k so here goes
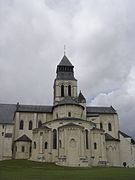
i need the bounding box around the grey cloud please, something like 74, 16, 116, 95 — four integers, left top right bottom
0, 0, 135, 138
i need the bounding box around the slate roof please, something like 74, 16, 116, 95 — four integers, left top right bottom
33, 124, 51, 131
119, 131, 131, 138
55, 96, 84, 109
56, 117, 83, 121
105, 133, 120, 141
15, 134, 32, 142
119, 131, 135, 144
0, 104, 16, 123
58, 122, 84, 129
86, 106, 117, 115
58, 55, 73, 67
131, 139, 135, 145
17, 105, 52, 113
77, 91, 86, 103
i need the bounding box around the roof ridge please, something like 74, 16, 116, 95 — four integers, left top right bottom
15, 134, 32, 142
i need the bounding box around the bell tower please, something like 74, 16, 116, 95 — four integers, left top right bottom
53, 55, 77, 105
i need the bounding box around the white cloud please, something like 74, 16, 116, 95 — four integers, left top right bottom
90, 66, 135, 137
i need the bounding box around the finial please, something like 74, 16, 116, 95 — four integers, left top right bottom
64, 45, 66, 55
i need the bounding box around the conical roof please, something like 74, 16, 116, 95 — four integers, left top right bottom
54, 96, 84, 109
58, 96, 79, 105
78, 91, 86, 103
58, 55, 73, 67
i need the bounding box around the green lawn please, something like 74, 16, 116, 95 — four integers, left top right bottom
0, 160, 135, 180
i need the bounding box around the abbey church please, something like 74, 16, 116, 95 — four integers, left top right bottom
0, 55, 135, 167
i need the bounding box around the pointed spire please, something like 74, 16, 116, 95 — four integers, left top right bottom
64, 45, 66, 56
56, 53, 76, 80
78, 91, 86, 103
58, 55, 73, 67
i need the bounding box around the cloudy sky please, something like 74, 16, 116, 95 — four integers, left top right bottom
0, 0, 135, 138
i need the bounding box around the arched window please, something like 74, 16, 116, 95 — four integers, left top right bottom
68, 85, 71, 96
38, 121, 42, 128
29, 120, 33, 130
19, 120, 24, 130
45, 142, 48, 149
34, 142, 36, 149
94, 142, 97, 150
100, 122, 103, 129
108, 123, 112, 131
53, 129, 57, 149
85, 130, 89, 149
61, 85, 64, 97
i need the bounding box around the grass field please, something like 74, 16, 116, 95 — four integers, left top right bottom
0, 160, 135, 180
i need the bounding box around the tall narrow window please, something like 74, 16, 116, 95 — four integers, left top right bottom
100, 122, 103, 129
53, 129, 57, 149
45, 142, 48, 149
38, 121, 42, 128
85, 130, 89, 149
108, 123, 112, 131
94, 142, 97, 150
68, 112, 71, 117
19, 120, 24, 130
34, 142, 36, 149
68, 85, 71, 96
22, 146, 25, 152
61, 85, 64, 97
29, 120, 33, 130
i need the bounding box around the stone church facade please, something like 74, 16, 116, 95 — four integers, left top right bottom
0, 55, 135, 167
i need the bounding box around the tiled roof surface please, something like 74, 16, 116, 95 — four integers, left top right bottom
86, 106, 117, 114
0, 104, 16, 123
119, 131, 131, 138
58, 55, 73, 67
15, 134, 32, 142
105, 133, 120, 141
57, 96, 79, 106
59, 122, 84, 129
77, 91, 86, 103
17, 105, 52, 113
